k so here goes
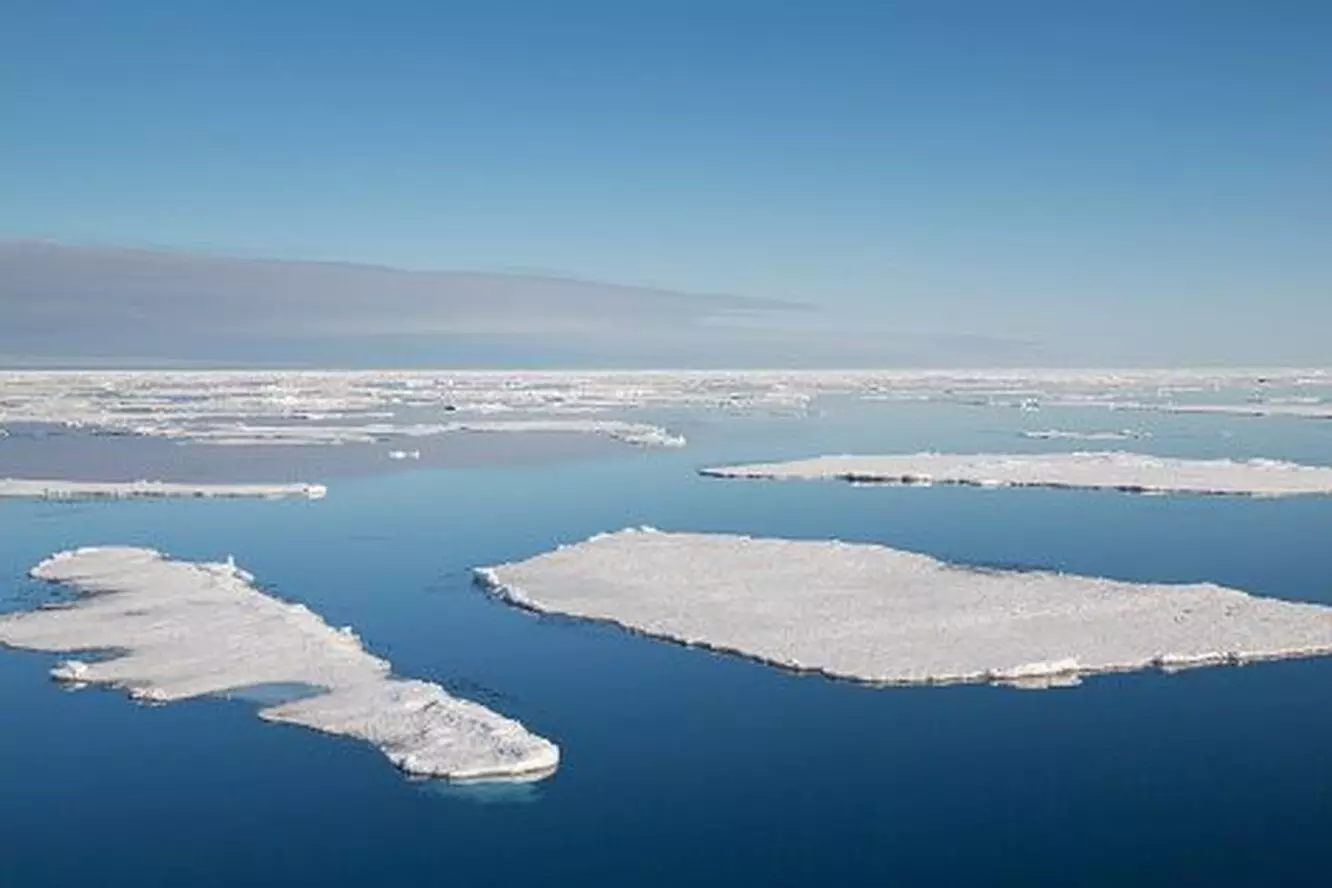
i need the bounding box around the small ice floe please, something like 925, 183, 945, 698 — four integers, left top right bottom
445, 419, 686, 448
700, 451, 1332, 497
1, 548, 558, 782
1020, 429, 1149, 441
387, 449, 421, 460
50, 659, 92, 688
477, 528, 1332, 688
0, 479, 327, 500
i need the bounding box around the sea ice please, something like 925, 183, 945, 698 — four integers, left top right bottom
0, 478, 327, 500
443, 419, 687, 448
0, 548, 558, 781
1156, 402, 1332, 420
1020, 429, 1149, 441
700, 451, 1332, 497
477, 528, 1332, 686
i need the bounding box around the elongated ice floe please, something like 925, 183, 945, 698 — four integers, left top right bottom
0, 478, 327, 500
148, 419, 685, 448
700, 451, 1332, 497
1020, 429, 1148, 441
444, 419, 687, 448
477, 528, 1332, 687
0, 548, 558, 781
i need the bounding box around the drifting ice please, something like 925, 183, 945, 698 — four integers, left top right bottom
0, 479, 327, 500
477, 528, 1332, 687
0, 548, 558, 781
700, 451, 1332, 497
1020, 429, 1148, 441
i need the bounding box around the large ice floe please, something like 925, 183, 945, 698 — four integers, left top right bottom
477, 528, 1332, 687
0, 548, 558, 781
0, 479, 326, 500
700, 452, 1332, 497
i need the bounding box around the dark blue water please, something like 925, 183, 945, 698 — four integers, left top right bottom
3, 403, 1332, 886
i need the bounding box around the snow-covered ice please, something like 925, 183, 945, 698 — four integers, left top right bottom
0, 478, 327, 500
4, 368, 1327, 447
700, 452, 1332, 497
1020, 429, 1149, 441
0, 548, 558, 782
443, 419, 687, 448
477, 528, 1332, 687
1155, 402, 1332, 420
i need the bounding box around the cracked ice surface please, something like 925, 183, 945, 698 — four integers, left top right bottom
477, 528, 1332, 687
0, 548, 558, 782
0, 478, 326, 500
701, 452, 1332, 497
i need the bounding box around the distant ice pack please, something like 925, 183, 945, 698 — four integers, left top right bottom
0, 478, 326, 500
0, 548, 558, 782
701, 451, 1332, 497
477, 528, 1332, 687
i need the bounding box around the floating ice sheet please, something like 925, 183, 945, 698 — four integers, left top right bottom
1, 548, 558, 781
1020, 429, 1148, 441
700, 451, 1332, 497
477, 528, 1332, 687
0, 478, 326, 500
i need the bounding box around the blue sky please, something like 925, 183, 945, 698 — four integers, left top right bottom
3, 1, 1330, 364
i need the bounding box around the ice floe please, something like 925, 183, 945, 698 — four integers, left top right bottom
1020, 429, 1149, 441
443, 419, 687, 448
0, 478, 326, 500
0, 548, 558, 781
476, 528, 1332, 687
3, 369, 1327, 444
700, 452, 1332, 497
132, 419, 683, 449
1155, 402, 1332, 420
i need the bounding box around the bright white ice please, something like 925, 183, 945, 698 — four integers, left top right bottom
1, 548, 558, 781
478, 528, 1332, 687
0, 479, 327, 500
701, 452, 1332, 497
1020, 429, 1148, 441
3, 368, 1327, 450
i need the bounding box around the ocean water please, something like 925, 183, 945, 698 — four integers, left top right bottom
4, 402, 1332, 886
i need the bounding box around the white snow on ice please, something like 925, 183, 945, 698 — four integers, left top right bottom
0, 547, 558, 781
3, 368, 1328, 452
700, 452, 1332, 497
1152, 402, 1332, 420
1020, 429, 1149, 441
0, 478, 326, 500
477, 528, 1332, 687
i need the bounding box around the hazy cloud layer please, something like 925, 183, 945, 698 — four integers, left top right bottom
0, 241, 1049, 367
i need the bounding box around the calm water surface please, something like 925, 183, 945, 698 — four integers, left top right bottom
3, 403, 1331, 886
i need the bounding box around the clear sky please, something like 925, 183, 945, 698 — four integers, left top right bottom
3, 1, 1330, 364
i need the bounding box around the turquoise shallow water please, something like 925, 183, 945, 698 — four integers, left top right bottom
3, 403, 1332, 886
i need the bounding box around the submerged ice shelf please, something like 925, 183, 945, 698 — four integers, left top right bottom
477, 528, 1332, 687
0, 548, 558, 782
700, 452, 1332, 497
0, 478, 327, 500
